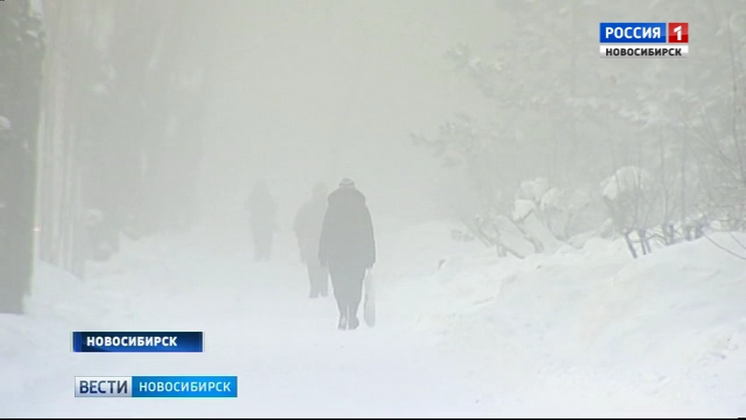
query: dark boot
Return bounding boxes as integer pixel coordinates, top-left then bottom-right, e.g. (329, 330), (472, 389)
(348, 314), (360, 330)
(309, 275), (318, 298)
(338, 311), (348, 330)
(348, 303), (360, 330)
(337, 299), (348, 329)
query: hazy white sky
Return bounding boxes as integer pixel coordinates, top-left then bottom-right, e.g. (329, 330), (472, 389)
(197, 0), (510, 222)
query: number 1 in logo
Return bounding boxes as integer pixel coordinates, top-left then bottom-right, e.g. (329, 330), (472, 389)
(667, 22), (688, 43)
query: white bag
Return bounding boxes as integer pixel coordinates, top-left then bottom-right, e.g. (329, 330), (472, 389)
(363, 269), (376, 327)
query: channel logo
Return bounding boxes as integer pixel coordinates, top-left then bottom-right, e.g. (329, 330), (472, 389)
(74, 376), (238, 398)
(599, 22), (689, 58)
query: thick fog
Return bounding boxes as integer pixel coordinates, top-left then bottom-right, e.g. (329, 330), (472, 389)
(197, 0), (508, 224)
(3, 0), (746, 417)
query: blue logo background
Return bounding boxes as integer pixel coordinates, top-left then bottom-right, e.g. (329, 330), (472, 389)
(599, 22), (667, 43)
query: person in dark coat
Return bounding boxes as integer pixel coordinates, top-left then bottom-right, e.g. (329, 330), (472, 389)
(293, 183), (329, 298)
(245, 179), (278, 261)
(318, 178), (376, 330)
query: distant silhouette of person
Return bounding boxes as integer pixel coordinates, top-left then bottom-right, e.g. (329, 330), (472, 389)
(245, 179), (278, 261)
(319, 178), (376, 330)
(294, 183), (329, 298)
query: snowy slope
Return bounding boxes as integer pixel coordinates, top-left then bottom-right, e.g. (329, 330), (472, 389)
(410, 232), (746, 416)
(1, 217), (745, 417)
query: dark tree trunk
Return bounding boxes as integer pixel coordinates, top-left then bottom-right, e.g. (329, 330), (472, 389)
(0, 0), (45, 313)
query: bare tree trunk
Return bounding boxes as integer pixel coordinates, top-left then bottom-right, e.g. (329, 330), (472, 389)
(0, 0), (45, 313)
(36, 0), (88, 277)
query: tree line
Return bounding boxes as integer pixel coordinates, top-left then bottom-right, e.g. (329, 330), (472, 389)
(414, 0), (746, 260)
(0, 0), (224, 313)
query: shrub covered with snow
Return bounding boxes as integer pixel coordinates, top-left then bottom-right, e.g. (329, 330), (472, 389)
(504, 178), (607, 255)
(600, 166), (657, 234)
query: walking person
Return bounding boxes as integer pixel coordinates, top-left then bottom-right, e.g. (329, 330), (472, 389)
(293, 183), (329, 298)
(245, 179), (278, 261)
(318, 178), (376, 330)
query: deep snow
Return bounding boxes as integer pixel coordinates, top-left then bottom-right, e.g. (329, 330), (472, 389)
(1, 215), (745, 417)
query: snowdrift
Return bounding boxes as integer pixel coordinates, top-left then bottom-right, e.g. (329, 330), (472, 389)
(399, 226), (746, 416)
(0, 262), (136, 402)
(2, 217), (745, 416)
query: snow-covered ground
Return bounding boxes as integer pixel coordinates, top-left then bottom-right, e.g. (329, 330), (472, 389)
(1, 214), (745, 417)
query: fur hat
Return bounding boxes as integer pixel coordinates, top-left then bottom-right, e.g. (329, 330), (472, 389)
(339, 178), (356, 189)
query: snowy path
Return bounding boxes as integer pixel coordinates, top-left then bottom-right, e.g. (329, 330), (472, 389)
(3, 220), (746, 417)
(2, 223), (498, 418)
